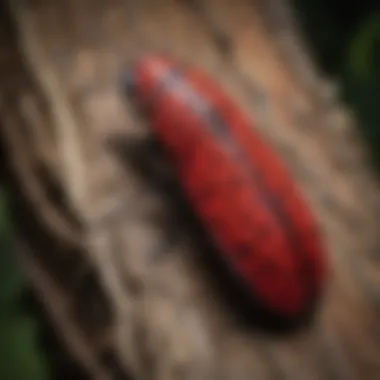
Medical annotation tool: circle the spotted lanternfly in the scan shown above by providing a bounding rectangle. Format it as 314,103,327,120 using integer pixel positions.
123,54,327,328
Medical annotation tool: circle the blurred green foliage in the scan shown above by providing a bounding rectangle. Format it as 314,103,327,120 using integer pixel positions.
294,0,380,170
343,13,380,170
0,187,50,380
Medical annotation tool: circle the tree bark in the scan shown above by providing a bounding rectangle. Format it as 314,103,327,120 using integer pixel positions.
1,1,380,379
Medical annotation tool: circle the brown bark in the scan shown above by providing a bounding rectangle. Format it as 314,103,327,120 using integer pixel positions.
1,1,380,379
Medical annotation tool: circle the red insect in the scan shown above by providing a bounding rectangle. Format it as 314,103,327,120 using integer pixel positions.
124,54,327,326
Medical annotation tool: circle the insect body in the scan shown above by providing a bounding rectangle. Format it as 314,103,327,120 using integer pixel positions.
124,54,327,326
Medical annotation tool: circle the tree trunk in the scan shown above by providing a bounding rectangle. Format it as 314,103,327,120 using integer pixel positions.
1,1,380,379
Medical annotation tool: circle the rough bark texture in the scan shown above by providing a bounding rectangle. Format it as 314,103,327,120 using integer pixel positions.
1,1,380,379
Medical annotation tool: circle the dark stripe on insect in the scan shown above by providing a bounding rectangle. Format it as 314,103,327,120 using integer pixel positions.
152,68,314,308
205,111,314,307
